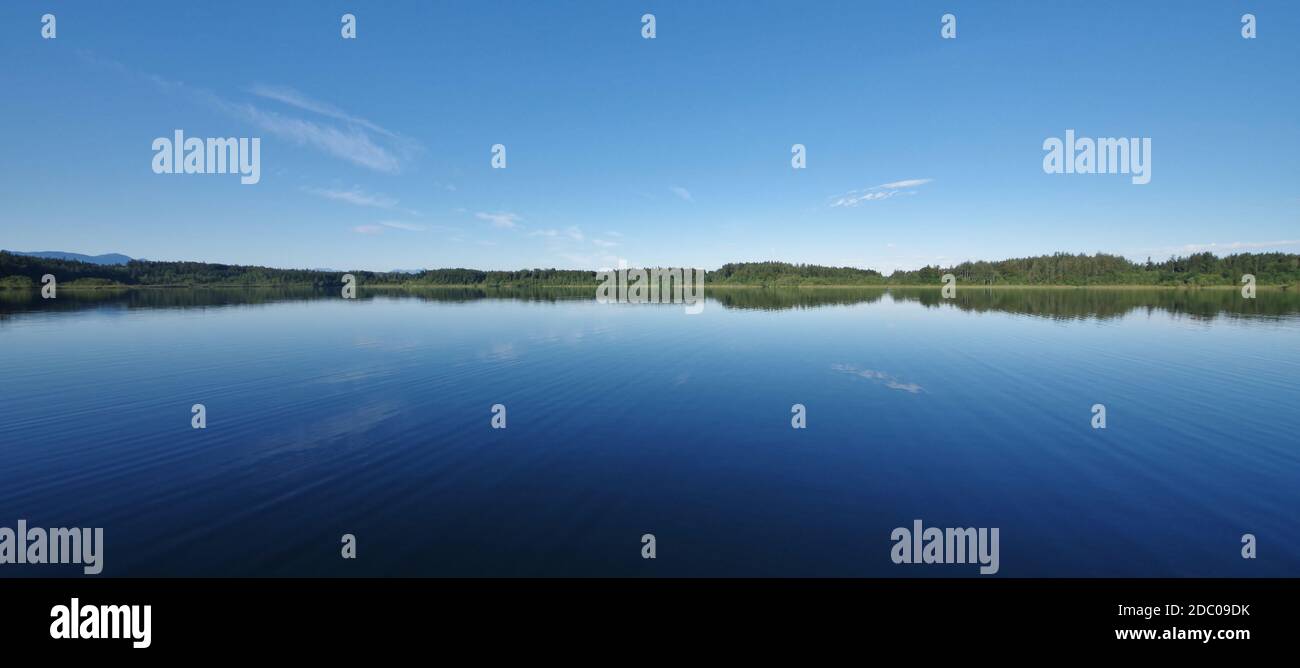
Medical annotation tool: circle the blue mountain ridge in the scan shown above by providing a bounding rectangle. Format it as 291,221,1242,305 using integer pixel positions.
4,250,132,265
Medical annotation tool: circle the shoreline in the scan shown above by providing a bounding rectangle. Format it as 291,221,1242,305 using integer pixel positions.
1,283,1291,292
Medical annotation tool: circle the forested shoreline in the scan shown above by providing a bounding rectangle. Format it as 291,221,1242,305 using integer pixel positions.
1,250,1296,289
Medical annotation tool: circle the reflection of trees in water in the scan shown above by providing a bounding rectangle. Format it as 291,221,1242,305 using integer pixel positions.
0,286,596,320
2,285,1297,321
708,288,890,311
1,286,325,318
705,287,1300,320
889,287,1300,321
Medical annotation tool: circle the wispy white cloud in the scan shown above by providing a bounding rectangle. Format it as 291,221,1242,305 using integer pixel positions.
248,84,399,139
831,191,894,206
529,227,584,241
351,221,427,235
524,224,621,264
671,186,693,202
877,179,933,190
304,186,399,209
378,221,426,232
830,178,933,208
476,212,522,229
78,53,411,173
558,251,623,269
220,99,403,173
1169,240,1300,254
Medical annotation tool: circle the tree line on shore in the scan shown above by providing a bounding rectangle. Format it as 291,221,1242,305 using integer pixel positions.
1,250,1296,289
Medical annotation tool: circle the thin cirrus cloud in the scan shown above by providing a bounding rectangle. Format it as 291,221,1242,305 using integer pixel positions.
304,186,422,217
217,96,405,173
830,178,933,208
304,186,397,209
1173,240,1300,254
671,186,693,202
476,212,523,229
377,221,426,232
243,84,421,173
1124,240,1300,258
558,251,623,269
529,226,585,241
248,84,399,139
527,225,623,263
77,52,412,174
352,221,427,235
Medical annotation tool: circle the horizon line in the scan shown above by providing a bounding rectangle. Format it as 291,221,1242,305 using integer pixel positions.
5,247,1300,276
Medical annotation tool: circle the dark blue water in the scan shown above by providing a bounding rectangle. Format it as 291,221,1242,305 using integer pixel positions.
1,288,1297,576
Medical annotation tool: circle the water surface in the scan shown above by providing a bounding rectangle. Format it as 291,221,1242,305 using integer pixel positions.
1,287,1297,576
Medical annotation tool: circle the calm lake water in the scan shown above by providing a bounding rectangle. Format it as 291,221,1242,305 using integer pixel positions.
1,287,1298,576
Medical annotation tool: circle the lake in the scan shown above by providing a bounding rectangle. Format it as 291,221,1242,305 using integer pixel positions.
1,286,1297,576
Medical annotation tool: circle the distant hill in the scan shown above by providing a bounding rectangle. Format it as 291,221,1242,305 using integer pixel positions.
4,250,132,265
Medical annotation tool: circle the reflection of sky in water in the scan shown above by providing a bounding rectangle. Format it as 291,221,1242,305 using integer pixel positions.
831,364,923,394
0,290,1297,576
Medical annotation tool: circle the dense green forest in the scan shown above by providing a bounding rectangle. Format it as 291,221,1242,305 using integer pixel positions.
0,252,595,288
710,261,885,285
885,252,1300,287
712,253,1299,286
1,250,1296,289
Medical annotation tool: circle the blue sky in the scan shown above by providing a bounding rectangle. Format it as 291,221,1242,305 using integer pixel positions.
1,1,1297,272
